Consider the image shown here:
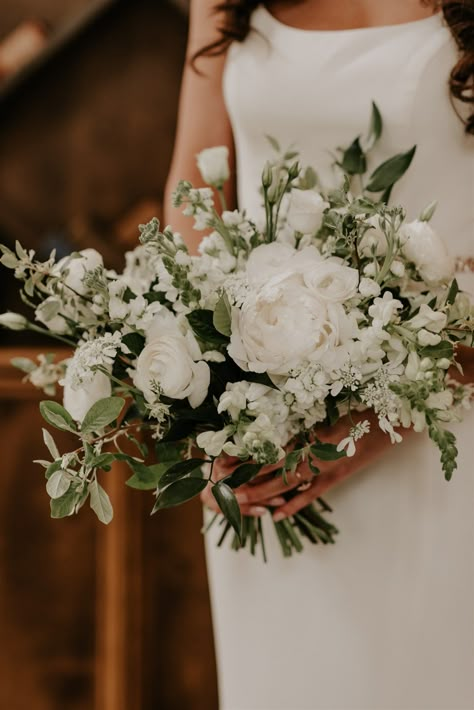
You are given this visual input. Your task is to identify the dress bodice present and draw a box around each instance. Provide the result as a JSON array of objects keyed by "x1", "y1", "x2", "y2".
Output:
[{"x1": 223, "y1": 5, "x2": 473, "y2": 263}]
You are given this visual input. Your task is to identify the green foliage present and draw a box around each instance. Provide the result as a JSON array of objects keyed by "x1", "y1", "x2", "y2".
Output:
[
  {"x1": 152, "y1": 477, "x2": 208, "y2": 512},
  {"x1": 159, "y1": 458, "x2": 204, "y2": 487},
  {"x1": 50, "y1": 487, "x2": 79, "y2": 519},
  {"x1": 212, "y1": 482, "x2": 242, "y2": 541},
  {"x1": 40, "y1": 401, "x2": 77, "y2": 432},
  {"x1": 121, "y1": 332, "x2": 145, "y2": 357},
  {"x1": 46, "y1": 469, "x2": 71, "y2": 499},
  {"x1": 366, "y1": 146, "x2": 417, "y2": 194},
  {"x1": 310, "y1": 441, "x2": 346, "y2": 462},
  {"x1": 340, "y1": 137, "x2": 367, "y2": 175},
  {"x1": 224, "y1": 462, "x2": 262, "y2": 488},
  {"x1": 428, "y1": 425, "x2": 458, "y2": 481},
  {"x1": 81, "y1": 397, "x2": 125, "y2": 434},
  {"x1": 213, "y1": 292, "x2": 232, "y2": 337},
  {"x1": 187, "y1": 309, "x2": 228, "y2": 346},
  {"x1": 89, "y1": 479, "x2": 113, "y2": 523},
  {"x1": 419, "y1": 341, "x2": 454, "y2": 360},
  {"x1": 126, "y1": 463, "x2": 167, "y2": 490},
  {"x1": 446, "y1": 278, "x2": 459, "y2": 306}
]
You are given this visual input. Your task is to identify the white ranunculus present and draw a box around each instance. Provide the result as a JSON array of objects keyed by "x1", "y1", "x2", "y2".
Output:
[
  {"x1": 63, "y1": 369, "x2": 112, "y2": 423},
  {"x1": 134, "y1": 315, "x2": 210, "y2": 408},
  {"x1": 407, "y1": 304, "x2": 447, "y2": 333},
  {"x1": 228, "y1": 271, "x2": 345, "y2": 375},
  {"x1": 196, "y1": 146, "x2": 230, "y2": 186},
  {"x1": 56, "y1": 248, "x2": 104, "y2": 296},
  {"x1": 287, "y1": 189, "x2": 328, "y2": 234},
  {"x1": 0, "y1": 312, "x2": 28, "y2": 330},
  {"x1": 400, "y1": 220, "x2": 455, "y2": 285},
  {"x1": 303, "y1": 260, "x2": 359, "y2": 302}
]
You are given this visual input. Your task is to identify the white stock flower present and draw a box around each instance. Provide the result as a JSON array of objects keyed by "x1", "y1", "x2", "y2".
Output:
[
  {"x1": 417, "y1": 329, "x2": 441, "y2": 346},
  {"x1": 134, "y1": 312, "x2": 210, "y2": 408},
  {"x1": 286, "y1": 189, "x2": 328, "y2": 234},
  {"x1": 426, "y1": 390, "x2": 454, "y2": 410},
  {"x1": 0, "y1": 312, "x2": 28, "y2": 330},
  {"x1": 407, "y1": 304, "x2": 447, "y2": 333},
  {"x1": 400, "y1": 220, "x2": 455, "y2": 285},
  {"x1": 196, "y1": 427, "x2": 233, "y2": 457},
  {"x1": 359, "y1": 278, "x2": 381, "y2": 298},
  {"x1": 56, "y1": 248, "x2": 103, "y2": 296},
  {"x1": 368, "y1": 292, "x2": 403, "y2": 328},
  {"x1": 196, "y1": 146, "x2": 230, "y2": 186}
]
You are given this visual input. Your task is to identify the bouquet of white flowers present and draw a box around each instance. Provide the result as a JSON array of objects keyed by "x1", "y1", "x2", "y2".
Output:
[{"x1": 1, "y1": 104, "x2": 472, "y2": 559}]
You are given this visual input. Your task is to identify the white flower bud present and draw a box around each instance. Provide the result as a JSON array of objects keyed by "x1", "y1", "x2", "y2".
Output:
[
  {"x1": 390, "y1": 260, "x2": 405, "y2": 278},
  {"x1": 363, "y1": 262, "x2": 377, "y2": 277},
  {"x1": 359, "y1": 278, "x2": 381, "y2": 298},
  {"x1": 286, "y1": 189, "x2": 328, "y2": 234},
  {"x1": 420, "y1": 357, "x2": 433, "y2": 371},
  {"x1": 196, "y1": 146, "x2": 230, "y2": 187},
  {"x1": 0, "y1": 312, "x2": 28, "y2": 330},
  {"x1": 437, "y1": 358, "x2": 451, "y2": 369}
]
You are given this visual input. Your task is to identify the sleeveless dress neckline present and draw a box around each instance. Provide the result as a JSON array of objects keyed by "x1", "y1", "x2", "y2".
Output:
[{"x1": 257, "y1": 4, "x2": 443, "y2": 37}]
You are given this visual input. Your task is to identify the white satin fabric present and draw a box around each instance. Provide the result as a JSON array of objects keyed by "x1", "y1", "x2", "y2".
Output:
[{"x1": 204, "y1": 7, "x2": 474, "y2": 709}]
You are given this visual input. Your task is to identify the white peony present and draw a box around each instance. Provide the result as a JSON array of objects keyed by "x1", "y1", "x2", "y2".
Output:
[
  {"x1": 134, "y1": 312, "x2": 210, "y2": 408},
  {"x1": 228, "y1": 272, "x2": 347, "y2": 375},
  {"x1": 196, "y1": 146, "x2": 230, "y2": 187},
  {"x1": 63, "y1": 369, "x2": 112, "y2": 423},
  {"x1": 400, "y1": 220, "x2": 455, "y2": 285},
  {"x1": 55, "y1": 248, "x2": 103, "y2": 296},
  {"x1": 286, "y1": 189, "x2": 328, "y2": 234}
]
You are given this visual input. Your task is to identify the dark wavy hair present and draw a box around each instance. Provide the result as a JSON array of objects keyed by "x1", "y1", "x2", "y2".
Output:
[{"x1": 193, "y1": 1, "x2": 474, "y2": 134}]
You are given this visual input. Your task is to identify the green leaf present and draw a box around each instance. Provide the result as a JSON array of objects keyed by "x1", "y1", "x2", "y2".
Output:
[
  {"x1": 126, "y1": 463, "x2": 167, "y2": 490},
  {"x1": 89, "y1": 479, "x2": 113, "y2": 524},
  {"x1": 446, "y1": 278, "x2": 459, "y2": 306},
  {"x1": 40, "y1": 401, "x2": 77, "y2": 432},
  {"x1": 91, "y1": 453, "x2": 116, "y2": 469},
  {"x1": 11, "y1": 357, "x2": 36, "y2": 373},
  {"x1": 122, "y1": 332, "x2": 145, "y2": 357},
  {"x1": 45, "y1": 459, "x2": 63, "y2": 480},
  {"x1": 365, "y1": 146, "x2": 416, "y2": 193},
  {"x1": 340, "y1": 137, "x2": 367, "y2": 175},
  {"x1": 46, "y1": 470, "x2": 71, "y2": 499},
  {"x1": 298, "y1": 166, "x2": 318, "y2": 190},
  {"x1": 365, "y1": 101, "x2": 383, "y2": 151},
  {"x1": 42, "y1": 428, "x2": 60, "y2": 459},
  {"x1": 155, "y1": 441, "x2": 182, "y2": 464},
  {"x1": 50, "y1": 487, "x2": 78, "y2": 519},
  {"x1": 152, "y1": 477, "x2": 207, "y2": 512},
  {"x1": 187, "y1": 309, "x2": 228, "y2": 346},
  {"x1": 159, "y1": 458, "x2": 204, "y2": 488},
  {"x1": 310, "y1": 442, "x2": 347, "y2": 462},
  {"x1": 419, "y1": 341, "x2": 454, "y2": 360},
  {"x1": 265, "y1": 134, "x2": 281, "y2": 152},
  {"x1": 225, "y1": 462, "x2": 262, "y2": 489},
  {"x1": 212, "y1": 483, "x2": 242, "y2": 540},
  {"x1": 213, "y1": 292, "x2": 232, "y2": 337},
  {"x1": 244, "y1": 371, "x2": 279, "y2": 390},
  {"x1": 285, "y1": 449, "x2": 303, "y2": 473},
  {"x1": 81, "y1": 396, "x2": 125, "y2": 434}
]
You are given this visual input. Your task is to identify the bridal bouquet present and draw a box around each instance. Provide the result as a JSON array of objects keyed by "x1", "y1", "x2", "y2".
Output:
[{"x1": 1, "y1": 104, "x2": 473, "y2": 559}]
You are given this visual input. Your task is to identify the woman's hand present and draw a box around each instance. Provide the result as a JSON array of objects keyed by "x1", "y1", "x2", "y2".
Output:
[{"x1": 201, "y1": 410, "x2": 410, "y2": 522}]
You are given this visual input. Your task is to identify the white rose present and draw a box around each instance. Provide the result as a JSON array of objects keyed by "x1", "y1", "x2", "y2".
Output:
[
  {"x1": 0, "y1": 312, "x2": 28, "y2": 330},
  {"x1": 63, "y1": 369, "x2": 111, "y2": 423},
  {"x1": 302, "y1": 259, "x2": 359, "y2": 303},
  {"x1": 196, "y1": 146, "x2": 230, "y2": 186},
  {"x1": 359, "y1": 278, "x2": 381, "y2": 298},
  {"x1": 56, "y1": 248, "x2": 104, "y2": 296},
  {"x1": 407, "y1": 304, "x2": 447, "y2": 333},
  {"x1": 417, "y1": 329, "x2": 441, "y2": 346},
  {"x1": 287, "y1": 189, "x2": 328, "y2": 234},
  {"x1": 359, "y1": 215, "x2": 388, "y2": 257},
  {"x1": 228, "y1": 272, "x2": 342, "y2": 375},
  {"x1": 134, "y1": 318, "x2": 210, "y2": 408},
  {"x1": 400, "y1": 220, "x2": 455, "y2": 285}
]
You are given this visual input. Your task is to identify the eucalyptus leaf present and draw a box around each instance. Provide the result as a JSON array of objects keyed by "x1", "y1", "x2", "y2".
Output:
[
  {"x1": 81, "y1": 396, "x2": 125, "y2": 434},
  {"x1": 366, "y1": 146, "x2": 416, "y2": 193},
  {"x1": 42, "y1": 428, "x2": 60, "y2": 459},
  {"x1": 40, "y1": 401, "x2": 77, "y2": 432},
  {"x1": 152, "y1": 477, "x2": 207, "y2": 512},
  {"x1": 213, "y1": 292, "x2": 232, "y2": 337},
  {"x1": 212, "y1": 483, "x2": 242, "y2": 540},
  {"x1": 50, "y1": 487, "x2": 79, "y2": 519},
  {"x1": 46, "y1": 470, "x2": 71, "y2": 499},
  {"x1": 89, "y1": 479, "x2": 113, "y2": 524}
]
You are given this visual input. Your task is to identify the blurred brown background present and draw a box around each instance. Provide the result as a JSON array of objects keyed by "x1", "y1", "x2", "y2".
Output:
[{"x1": 0, "y1": 1, "x2": 218, "y2": 708}]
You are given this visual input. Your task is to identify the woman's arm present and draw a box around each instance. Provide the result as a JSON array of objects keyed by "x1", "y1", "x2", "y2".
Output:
[{"x1": 164, "y1": 0, "x2": 236, "y2": 254}]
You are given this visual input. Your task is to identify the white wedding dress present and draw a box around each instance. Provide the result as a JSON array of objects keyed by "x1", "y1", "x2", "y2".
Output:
[{"x1": 204, "y1": 7, "x2": 474, "y2": 709}]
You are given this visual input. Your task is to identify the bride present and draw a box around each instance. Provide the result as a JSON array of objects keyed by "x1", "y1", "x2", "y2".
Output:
[{"x1": 165, "y1": 1, "x2": 474, "y2": 708}]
